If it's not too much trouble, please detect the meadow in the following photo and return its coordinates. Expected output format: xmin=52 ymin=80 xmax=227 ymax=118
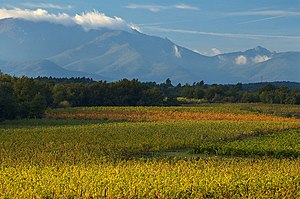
xmin=1 ymin=104 xmax=300 ymax=198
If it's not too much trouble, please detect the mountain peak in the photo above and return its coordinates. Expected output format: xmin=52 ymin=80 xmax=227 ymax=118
xmin=244 ymin=46 xmax=272 ymax=56
xmin=254 ymin=46 xmax=269 ymax=52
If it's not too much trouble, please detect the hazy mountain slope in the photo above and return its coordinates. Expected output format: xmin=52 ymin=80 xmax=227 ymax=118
xmin=3 ymin=60 xmax=108 ymax=80
xmin=214 ymin=47 xmax=298 ymax=83
xmin=0 ymin=18 xmax=103 ymax=61
xmin=248 ymin=52 xmax=300 ymax=82
xmin=0 ymin=18 xmax=299 ymax=83
xmin=50 ymin=30 xmax=227 ymax=83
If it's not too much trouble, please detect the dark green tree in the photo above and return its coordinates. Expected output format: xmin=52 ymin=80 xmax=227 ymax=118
xmin=181 ymin=84 xmax=194 ymax=99
xmin=0 ymin=82 xmax=17 ymax=120
xmin=138 ymin=87 xmax=164 ymax=106
xmin=52 ymin=84 xmax=68 ymax=106
xmin=193 ymin=87 xmax=205 ymax=99
xmin=29 ymin=93 xmax=47 ymax=118
xmin=205 ymin=85 xmax=224 ymax=102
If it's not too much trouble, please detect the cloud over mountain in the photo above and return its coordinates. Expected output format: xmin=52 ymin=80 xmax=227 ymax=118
xmin=74 ymin=11 xmax=129 ymax=31
xmin=253 ymin=55 xmax=271 ymax=63
xmin=0 ymin=8 xmax=72 ymax=25
xmin=211 ymin=48 xmax=222 ymax=56
xmin=173 ymin=45 xmax=181 ymax=58
xmin=0 ymin=7 xmax=135 ymax=31
xmin=235 ymin=55 xmax=248 ymax=65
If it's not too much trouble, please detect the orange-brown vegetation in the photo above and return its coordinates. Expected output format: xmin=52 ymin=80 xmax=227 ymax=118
xmin=46 ymin=109 xmax=300 ymax=122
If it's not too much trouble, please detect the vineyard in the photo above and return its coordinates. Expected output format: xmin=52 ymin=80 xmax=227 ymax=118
xmin=1 ymin=104 xmax=300 ymax=198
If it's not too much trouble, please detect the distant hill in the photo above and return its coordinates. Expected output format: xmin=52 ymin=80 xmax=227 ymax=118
xmin=4 ymin=60 xmax=108 ymax=80
xmin=0 ymin=18 xmax=299 ymax=83
xmin=0 ymin=18 xmax=102 ymax=61
xmin=216 ymin=47 xmax=300 ymax=83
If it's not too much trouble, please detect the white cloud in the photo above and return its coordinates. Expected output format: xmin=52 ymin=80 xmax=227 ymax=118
xmin=195 ymin=48 xmax=222 ymax=56
xmin=74 ymin=11 xmax=129 ymax=31
xmin=142 ymin=26 xmax=300 ymax=40
xmin=22 ymin=3 xmax=73 ymax=10
xmin=238 ymin=15 xmax=285 ymax=25
xmin=126 ymin=4 xmax=165 ymax=12
xmin=174 ymin=4 xmax=199 ymax=10
xmin=126 ymin=4 xmax=198 ymax=12
xmin=235 ymin=55 xmax=248 ymax=65
xmin=0 ymin=8 xmax=137 ymax=32
xmin=211 ymin=48 xmax=222 ymax=55
xmin=173 ymin=45 xmax=181 ymax=58
xmin=252 ymin=55 xmax=271 ymax=63
xmin=0 ymin=8 xmax=73 ymax=25
xmin=228 ymin=10 xmax=300 ymax=17
xmin=193 ymin=49 xmax=203 ymax=55
xmin=129 ymin=23 xmax=141 ymax=32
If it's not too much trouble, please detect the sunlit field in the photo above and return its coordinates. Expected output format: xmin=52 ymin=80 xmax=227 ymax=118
xmin=1 ymin=104 xmax=300 ymax=198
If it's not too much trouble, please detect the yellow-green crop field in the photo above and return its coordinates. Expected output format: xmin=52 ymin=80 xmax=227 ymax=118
xmin=1 ymin=103 xmax=300 ymax=198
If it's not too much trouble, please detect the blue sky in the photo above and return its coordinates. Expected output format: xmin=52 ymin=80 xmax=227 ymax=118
xmin=1 ymin=0 xmax=300 ymax=54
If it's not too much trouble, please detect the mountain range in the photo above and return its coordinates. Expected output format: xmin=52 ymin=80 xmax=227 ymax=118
xmin=0 ymin=18 xmax=299 ymax=83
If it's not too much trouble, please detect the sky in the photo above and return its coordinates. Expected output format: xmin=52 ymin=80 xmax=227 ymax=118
xmin=1 ymin=0 xmax=300 ymax=55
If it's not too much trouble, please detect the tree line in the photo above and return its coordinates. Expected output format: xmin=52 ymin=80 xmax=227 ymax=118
xmin=2 ymin=72 xmax=300 ymax=121
xmin=179 ymin=82 xmax=300 ymax=104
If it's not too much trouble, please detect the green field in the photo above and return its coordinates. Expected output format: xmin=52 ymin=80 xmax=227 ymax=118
xmin=1 ymin=104 xmax=300 ymax=198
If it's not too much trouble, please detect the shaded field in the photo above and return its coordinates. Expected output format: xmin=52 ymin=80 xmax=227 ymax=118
xmin=195 ymin=129 xmax=300 ymax=158
xmin=240 ymin=103 xmax=300 ymax=118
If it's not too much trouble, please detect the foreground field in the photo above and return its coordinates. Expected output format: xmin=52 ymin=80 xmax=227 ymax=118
xmin=2 ymin=158 xmax=300 ymax=198
xmin=1 ymin=104 xmax=300 ymax=198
